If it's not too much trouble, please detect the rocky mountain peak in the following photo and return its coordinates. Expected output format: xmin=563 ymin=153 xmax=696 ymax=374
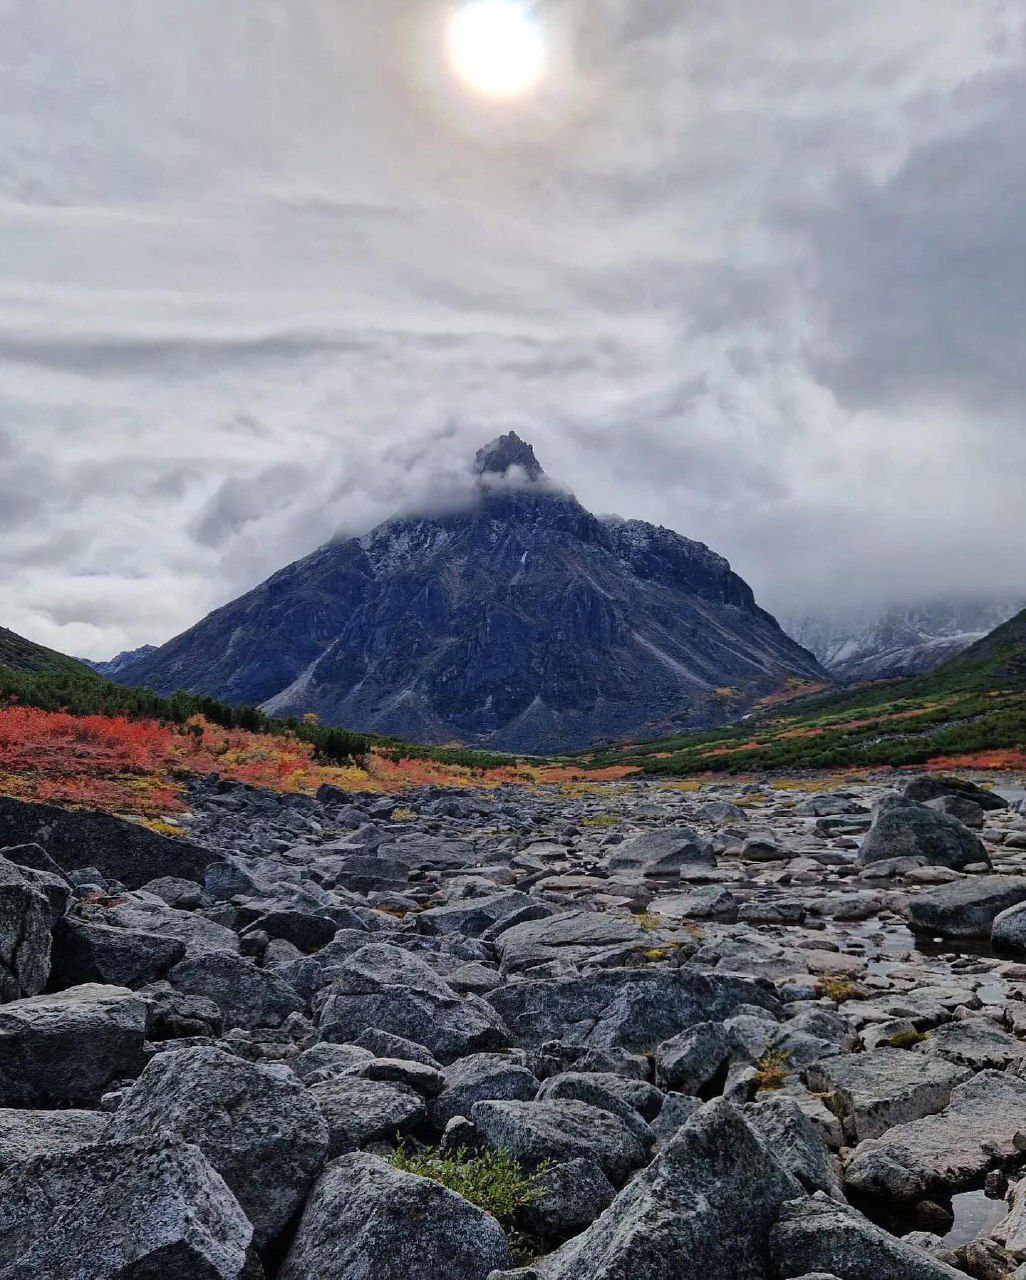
xmin=473 ymin=431 xmax=545 ymax=483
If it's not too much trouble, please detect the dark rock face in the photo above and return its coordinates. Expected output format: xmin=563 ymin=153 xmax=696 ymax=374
xmin=110 ymin=436 xmax=825 ymax=752
xmin=0 ymin=853 xmax=59 ymax=1001
xmin=904 ymin=876 xmax=1026 ymax=940
xmin=857 ymin=795 xmax=988 ymax=870
xmin=508 ymin=1099 xmax=801 ymax=1280
xmin=0 ymin=795 xmax=217 ymax=888
xmin=0 ymin=983 xmax=146 ymax=1106
xmin=903 ymin=774 xmax=1009 ymax=812
xmin=770 ymin=1193 xmax=966 ymax=1279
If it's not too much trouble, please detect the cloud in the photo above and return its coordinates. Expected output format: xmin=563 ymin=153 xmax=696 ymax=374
xmin=0 ymin=0 xmax=1023 ymax=657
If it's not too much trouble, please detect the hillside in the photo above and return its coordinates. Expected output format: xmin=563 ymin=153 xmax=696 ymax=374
xmin=583 ymin=606 xmax=1026 ymax=775
xmin=0 ymin=626 xmax=95 ymax=677
xmin=107 ymin=433 xmax=826 ymax=753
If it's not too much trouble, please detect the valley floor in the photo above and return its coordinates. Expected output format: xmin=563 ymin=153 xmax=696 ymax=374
xmin=3 ymin=764 xmax=1026 ymax=1275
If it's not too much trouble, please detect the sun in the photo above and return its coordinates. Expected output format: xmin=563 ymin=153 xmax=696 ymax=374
xmin=447 ymin=1 xmax=547 ymax=99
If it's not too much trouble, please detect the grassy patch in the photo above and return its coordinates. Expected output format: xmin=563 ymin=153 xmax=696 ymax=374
xmin=888 ymin=1028 xmax=929 ymax=1049
xmin=754 ymin=1049 xmax=791 ymax=1091
xmin=632 ymin=911 xmax=663 ymax=932
xmin=390 ymin=1145 xmax=549 ymax=1262
xmin=815 ymin=976 xmax=864 ymax=1004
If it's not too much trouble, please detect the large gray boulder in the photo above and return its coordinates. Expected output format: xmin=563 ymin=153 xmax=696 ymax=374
xmin=280 ymin=1150 xmax=511 ymax=1280
xmin=0 ymin=794 xmax=218 ymax=888
xmin=804 ymin=1048 xmax=969 ymax=1143
xmin=472 ymin=1098 xmax=649 ymax=1184
xmin=487 ymin=967 xmax=778 ymax=1052
xmin=745 ymin=1096 xmax=844 ymax=1201
xmin=50 ymin=916 xmax=186 ymax=988
xmin=0 ymin=852 xmax=59 ymax=1001
xmin=991 ymin=899 xmax=1026 ymax=956
xmin=416 ymin=891 xmax=543 ymax=937
xmin=91 ymin=895 xmax=241 ymax=956
xmin=0 ymin=983 xmax=146 ymax=1105
xmin=844 ymin=1070 xmax=1026 ymax=1205
xmin=607 ymin=827 xmax=715 ymax=873
xmin=0 ymin=1136 xmax=253 ymax=1279
xmin=857 ymin=796 xmax=987 ymax=869
xmin=499 ymin=1098 xmax=800 ymax=1280
xmin=925 ymin=794 xmax=986 ymax=827
xmin=317 ymin=943 xmax=509 ymax=1064
xmin=770 ymin=1193 xmax=966 ymax=1279
xmin=167 ymin=950 xmax=304 ymax=1029
xmin=655 ymin=1021 xmax=735 ymax=1094
xmin=496 ymin=911 xmax=647 ymax=976
xmin=904 ymin=875 xmax=1026 ymax=940
xmin=903 ymin=775 xmax=1008 ymax=812
xmin=308 ymin=1074 xmax=426 ymax=1155
xmin=430 ymin=1052 xmax=538 ymax=1128
xmin=105 ymin=1045 xmax=329 ymax=1246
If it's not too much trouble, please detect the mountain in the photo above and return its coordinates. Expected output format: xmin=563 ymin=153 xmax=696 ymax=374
xmin=110 ymin=433 xmax=827 ymax=753
xmin=0 ymin=627 xmax=93 ymax=678
xmin=942 ymin=604 xmax=1026 ymax=685
xmin=86 ymin=646 xmax=158 ymax=679
xmin=785 ymin=597 xmax=1026 ymax=683
xmin=584 ymin=603 xmax=1026 ymax=776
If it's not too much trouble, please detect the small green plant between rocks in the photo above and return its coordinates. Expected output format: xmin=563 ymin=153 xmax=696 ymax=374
xmin=390 ymin=1143 xmax=550 ymax=1263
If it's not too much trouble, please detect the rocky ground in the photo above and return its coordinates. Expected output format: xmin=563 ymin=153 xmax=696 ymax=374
xmin=2 ymin=769 xmax=1026 ymax=1277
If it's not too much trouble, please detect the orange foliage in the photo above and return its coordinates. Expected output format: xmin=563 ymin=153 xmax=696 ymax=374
xmin=923 ymin=751 xmax=1026 ymax=771
xmin=0 ymin=705 xmax=553 ymax=822
xmin=532 ymin=764 xmax=640 ymax=783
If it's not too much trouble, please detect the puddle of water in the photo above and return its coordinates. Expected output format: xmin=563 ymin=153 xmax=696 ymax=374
xmin=941 ymin=1188 xmax=1008 ymax=1248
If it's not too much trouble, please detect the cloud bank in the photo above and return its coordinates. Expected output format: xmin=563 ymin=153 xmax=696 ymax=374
xmin=0 ymin=0 xmax=1024 ymax=657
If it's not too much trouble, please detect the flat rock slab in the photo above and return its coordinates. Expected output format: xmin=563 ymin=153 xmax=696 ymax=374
xmin=917 ymin=1016 xmax=1026 ymax=1072
xmin=607 ymin=827 xmax=715 ymax=873
xmin=0 ymin=1107 xmax=107 ymax=1160
xmin=496 ymin=910 xmax=646 ymax=975
xmin=845 ymin=1070 xmax=1026 ymax=1204
xmin=805 ymin=1048 xmax=969 ymax=1143
xmin=904 ymin=876 xmax=1026 ymax=939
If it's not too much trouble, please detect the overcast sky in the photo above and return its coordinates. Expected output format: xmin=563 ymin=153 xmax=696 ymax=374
xmin=2 ymin=0 xmax=1025 ymax=659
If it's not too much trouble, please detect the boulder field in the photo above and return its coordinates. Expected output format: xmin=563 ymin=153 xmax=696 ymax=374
xmin=0 ymin=771 xmax=1025 ymax=1277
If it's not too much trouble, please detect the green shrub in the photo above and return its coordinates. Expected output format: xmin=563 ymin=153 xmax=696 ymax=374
xmin=390 ymin=1144 xmax=549 ymax=1261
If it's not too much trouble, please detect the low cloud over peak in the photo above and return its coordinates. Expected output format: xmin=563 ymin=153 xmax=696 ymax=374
xmin=1 ymin=1 xmax=1024 ymax=658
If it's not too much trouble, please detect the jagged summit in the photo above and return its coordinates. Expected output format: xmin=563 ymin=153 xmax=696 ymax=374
xmin=473 ymin=431 xmax=545 ymax=482
xmin=108 ymin=436 xmax=826 ymax=752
